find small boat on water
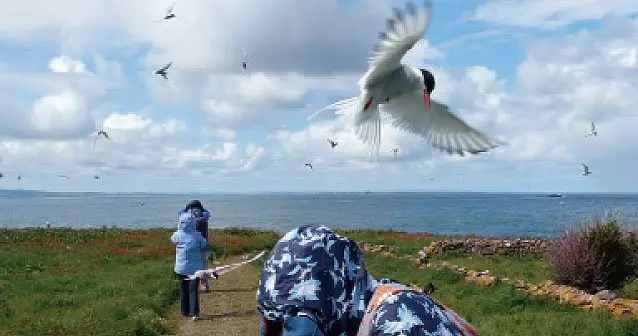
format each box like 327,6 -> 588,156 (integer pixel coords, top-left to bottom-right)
546,193 -> 564,198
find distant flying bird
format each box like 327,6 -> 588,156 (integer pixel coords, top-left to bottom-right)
305,162 -> 313,171
391,147 -> 399,159
17,174 -> 21,181
163,3 -> 176,20
155,62 -> 172,79
586,122 -> 598,137
0,172 -> 3,179
93,130 -> 111,148
581,164 -> 592,176
327,138 -> 338,148
94,174 -> 100,180
310,0 -> 501,158
58,174 -> 70,179
97,130 -> 110,140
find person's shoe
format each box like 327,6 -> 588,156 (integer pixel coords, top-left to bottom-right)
191,316 -> 199,321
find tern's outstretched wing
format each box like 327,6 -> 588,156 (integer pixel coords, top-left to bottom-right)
381,92 -> 502,156
359,0 -> 432,88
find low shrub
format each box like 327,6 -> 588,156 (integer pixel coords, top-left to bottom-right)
546,214 -> 638,292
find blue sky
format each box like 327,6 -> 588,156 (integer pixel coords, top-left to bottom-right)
0,0 -> 637,193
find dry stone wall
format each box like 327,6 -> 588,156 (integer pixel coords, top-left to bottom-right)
421,238 -> 550,257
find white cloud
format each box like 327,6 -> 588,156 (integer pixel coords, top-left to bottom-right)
0,111 -> 264,183
195,73 -> 361,130
30,90 -> 94,138
0,54 -> 127,140
403,39 -> 445,66
470,0 -> 638,29
471,16 -> 638,175
210,128 -> 237,142
103,113 -> 151,131
0,0 -> 637,192
238,143 -> 266,172
48,55 -> 90,74
98,113 -> 188,151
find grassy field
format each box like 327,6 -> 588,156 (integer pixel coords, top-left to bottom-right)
0,227 -> 278,336
434,253 -> 552,284
1,227 -> 636,336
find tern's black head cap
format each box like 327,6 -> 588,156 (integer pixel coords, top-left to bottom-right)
419,68 -> 435,94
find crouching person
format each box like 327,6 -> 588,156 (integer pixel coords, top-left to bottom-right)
171,212 -> 209,321
256,225 -> 478,336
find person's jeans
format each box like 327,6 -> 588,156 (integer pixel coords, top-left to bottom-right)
176,273 -> 200,316
260,316 -> 325,336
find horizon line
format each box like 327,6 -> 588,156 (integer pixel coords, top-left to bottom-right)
1,189 -> 638,195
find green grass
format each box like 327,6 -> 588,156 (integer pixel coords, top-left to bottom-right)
208,227 -> 281,258
345,230 -> 554,283
618,279 -> 638,300
434,253 -> 552,284
364,254 -> 638,336
339,229 -> 439,256
0,227 -> 280,336
2,227 -> 636,336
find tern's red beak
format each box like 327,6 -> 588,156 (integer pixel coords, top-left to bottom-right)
423,91 -> 431,107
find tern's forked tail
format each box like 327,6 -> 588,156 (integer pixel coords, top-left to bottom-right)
307,96 -> 361,121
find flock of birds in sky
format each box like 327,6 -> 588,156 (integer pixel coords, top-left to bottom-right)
0,1 -> 599,183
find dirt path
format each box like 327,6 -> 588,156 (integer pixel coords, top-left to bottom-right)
173,255 -> 264,336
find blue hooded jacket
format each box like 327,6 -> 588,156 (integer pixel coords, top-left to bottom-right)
178,204 -> 211,240
171,212 -> 209,276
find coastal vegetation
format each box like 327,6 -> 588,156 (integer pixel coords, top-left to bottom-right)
1,217 -> 636,336
0,227 -> 278,336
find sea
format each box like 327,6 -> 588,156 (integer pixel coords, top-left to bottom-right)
1,191 -> 638,238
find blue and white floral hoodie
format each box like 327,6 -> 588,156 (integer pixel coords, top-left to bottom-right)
171,212 -> 209,276
256,225 -> 478,336
257,225 -> 379,336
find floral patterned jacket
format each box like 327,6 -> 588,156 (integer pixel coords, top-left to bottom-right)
256,225 -> 478,336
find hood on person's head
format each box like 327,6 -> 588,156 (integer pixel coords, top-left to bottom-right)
257,225 -> 378,336
178,212 -> 196,232
185,200 -> 203,211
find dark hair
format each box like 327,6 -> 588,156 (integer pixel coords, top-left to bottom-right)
185,200 -> 203,210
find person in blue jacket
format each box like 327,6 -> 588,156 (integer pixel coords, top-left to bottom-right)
256,225 -> 478,336
171,212 -> 210,320
180,200 -> 212,291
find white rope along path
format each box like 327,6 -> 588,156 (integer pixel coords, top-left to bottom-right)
189,250 -> 267,280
